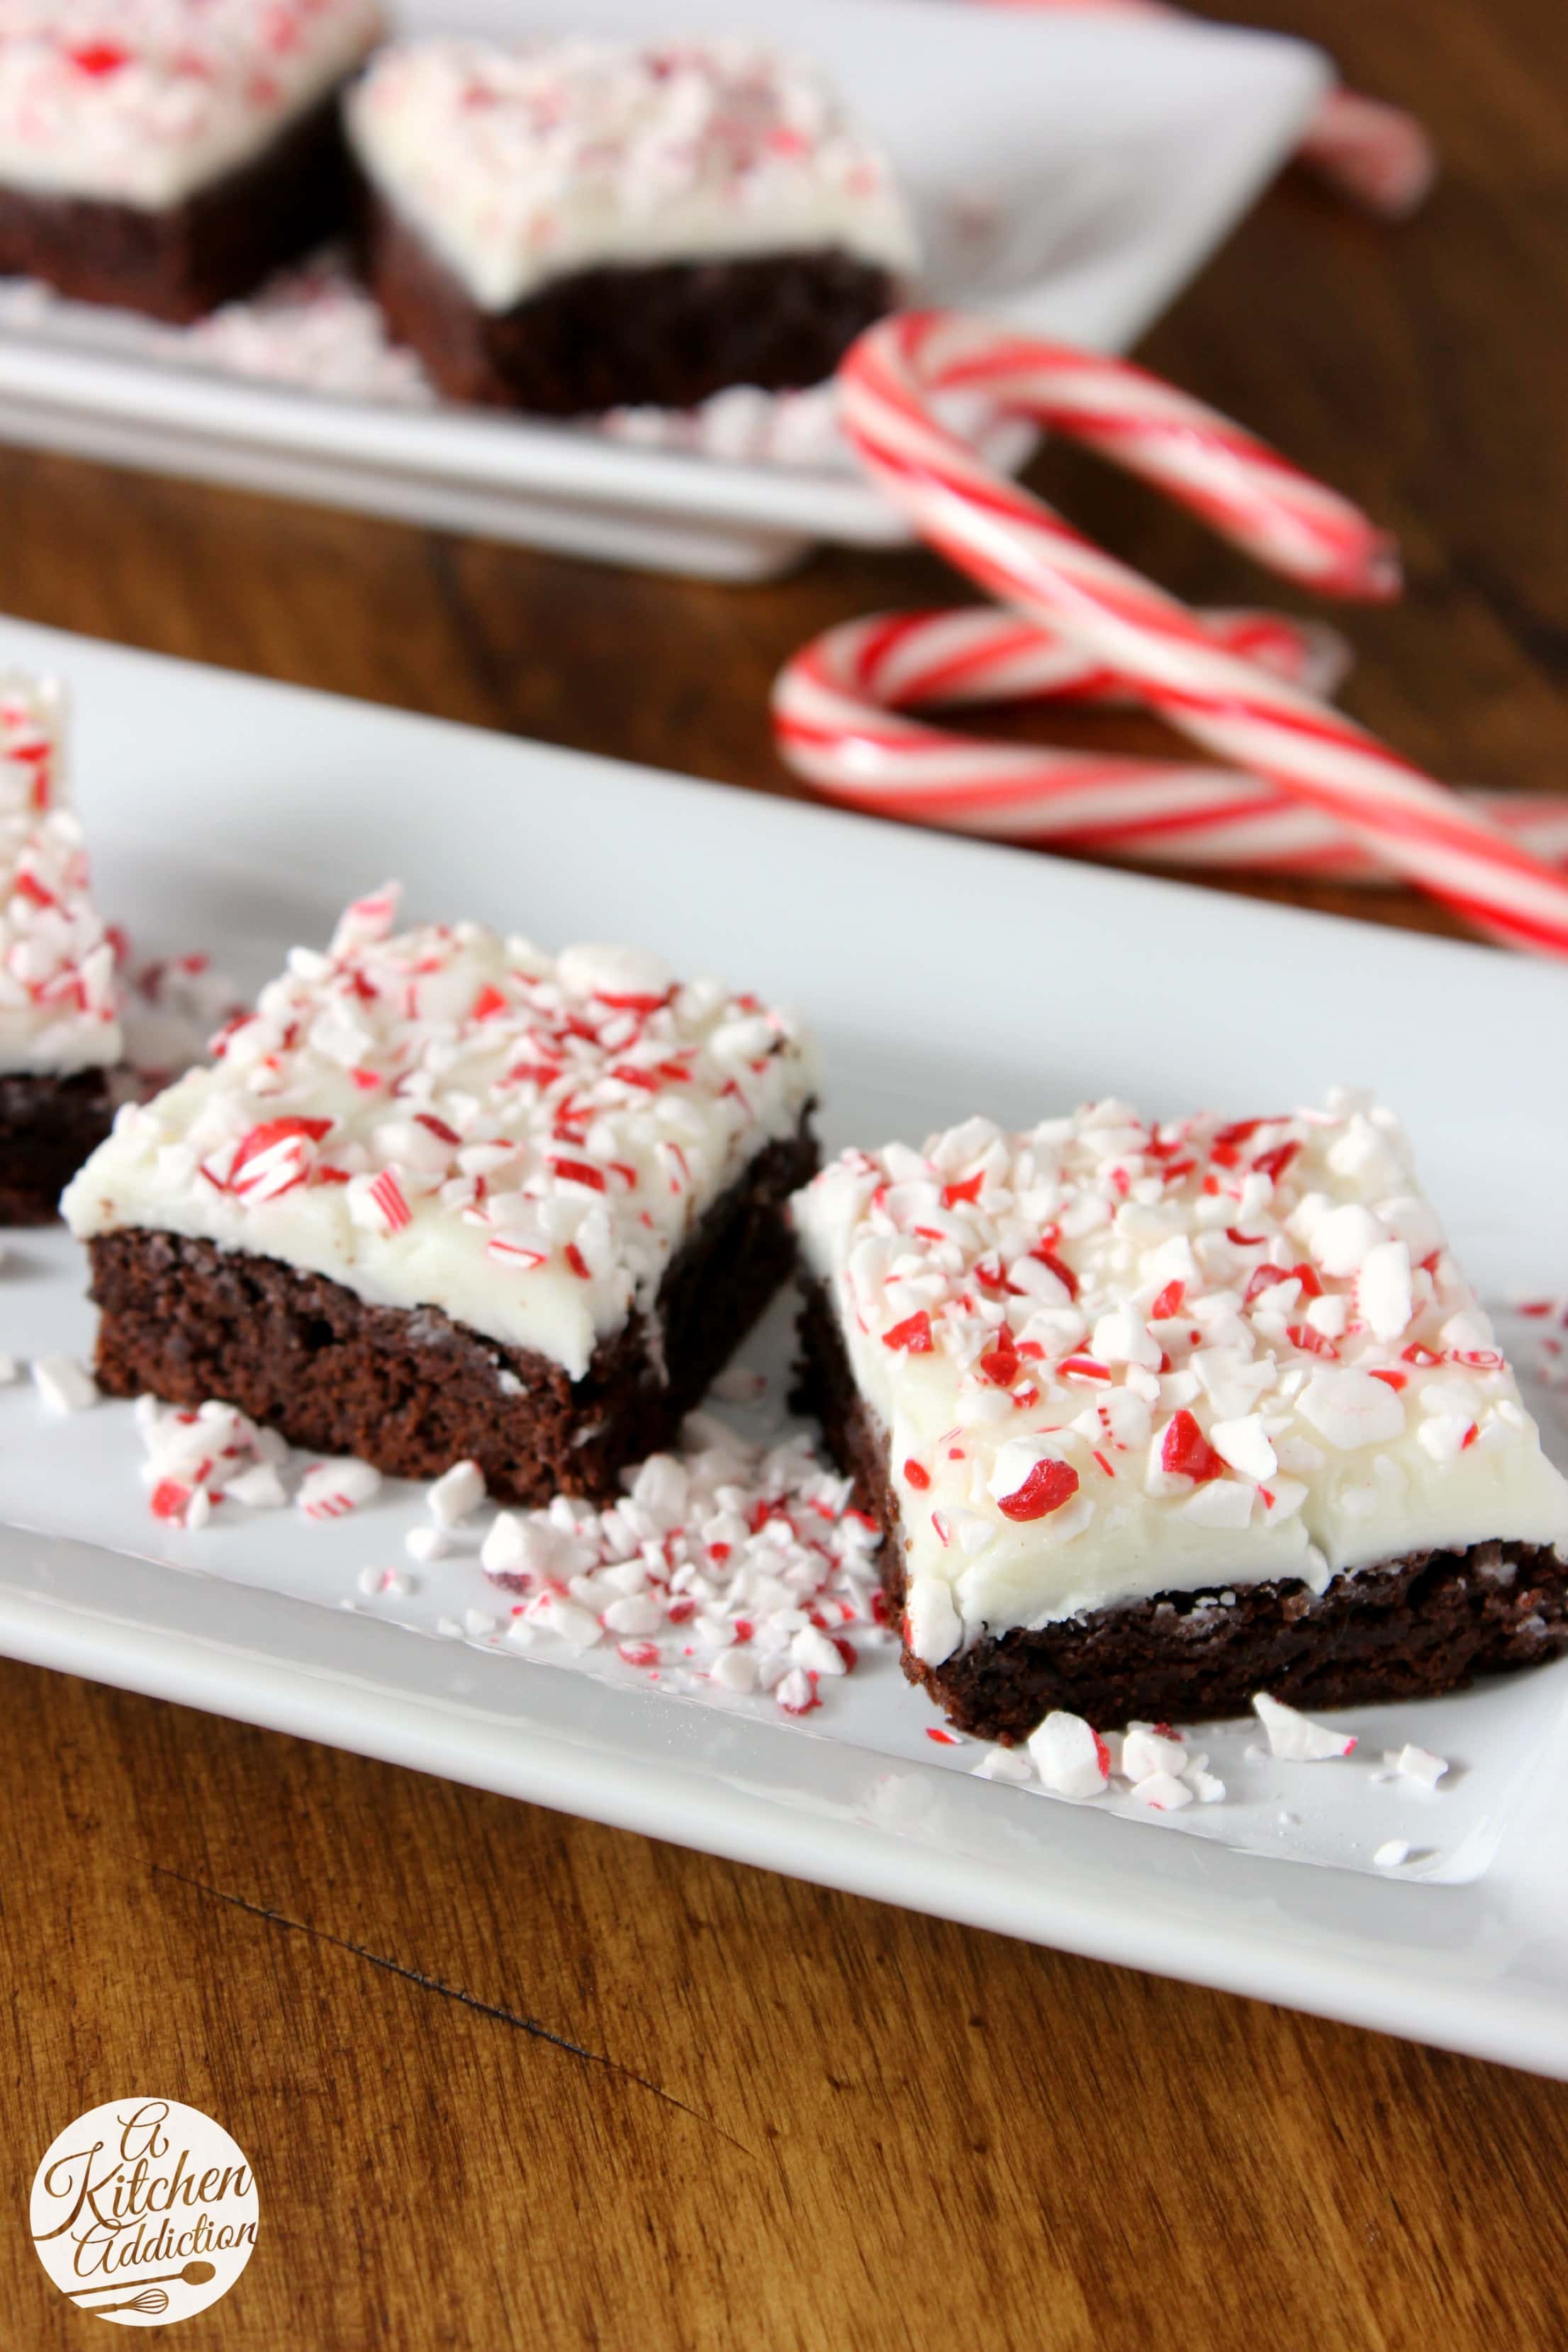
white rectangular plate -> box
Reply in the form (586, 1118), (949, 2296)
(4, 615), (1568, 2076)
(0, 0), (1328, 575)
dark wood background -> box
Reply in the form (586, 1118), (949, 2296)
(4, 1), (1568, 2343)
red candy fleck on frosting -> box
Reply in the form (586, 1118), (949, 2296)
(976, 1329), (1019, 1387)
(1031, 1244), (1078, 1298)
(1160, 1410), (1226, 1484)
(67, 42), (130, 77)
(367, 1167), (411, 1233)
(551, 1156), (606, 1191)
(593, 988), (673, 1015)
(996, 1456), (1080, 1521)
(229, 1115), (332, 1199)
(1252, 1140), (1301, 1184)
(883, 1310), (934, 1353)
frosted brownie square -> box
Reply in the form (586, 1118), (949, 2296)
(793, 1093), (1568, 1737)
(65, 890), (817, 1501)
(0, 673), (122, 1221)
(0, 1), (381, 321)
(345, 34), (917, 415)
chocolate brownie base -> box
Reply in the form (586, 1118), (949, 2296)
(357, 183), (899, 415)
(86, 1119), (818, 1503)
(0, 1064), (116, 1224)
(797, 1277), (1568, 1738)
(0, 91), (356, 324)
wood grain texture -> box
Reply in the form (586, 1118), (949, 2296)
(4, 1), (1568, 2343)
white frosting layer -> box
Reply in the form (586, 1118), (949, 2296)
(64, 887), (814, 1380)
(793, 1093), (1568, 1659)
(345, 34), (918, 314)
(0, 0), (381, 208)
(0, 673), (121, 1075)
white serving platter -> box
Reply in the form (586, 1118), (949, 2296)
(4, 616), (1568, 2076)
(0, 0), (1329, 576)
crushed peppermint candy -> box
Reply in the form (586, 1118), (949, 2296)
(478, 1412), (883, 1717)
(1, 672), (122, 1079)
(1128, 1769), (1192, 1813)
(346, 35), (917, 317)
(0, 2), (382, 211)
(793, 1090), (1568, 1659)
(1026, 1708), (1108, 1799)
(133, 1391), (288, 1527)
(62, 888), (815, 1383)
(182, 247), (435, 405)
(296, 1457), (382, 1521)
(1383, 1742), (1449, 1791)
(1373, 1839), (1412, 1869)
(1122, 1723), (1187, 1783)
(405, 1523), (452, 1564)
(974, 1709), (1226, 1808)
(31, 1352), (99, 1414)
(427, 1457), (486, 1527)
(1252, 1691), (1357, 1762)
(358, 1564), (413, 1599)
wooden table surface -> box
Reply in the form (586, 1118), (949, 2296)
(5, 3), (1568, 2344)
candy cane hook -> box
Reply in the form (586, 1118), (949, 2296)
(776, 313), (1568, 956)
(775, 603), (1568, 881)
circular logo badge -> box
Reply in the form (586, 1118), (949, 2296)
(30, 2098), (258, 2326)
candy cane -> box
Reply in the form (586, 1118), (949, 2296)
(780, 313), (1568, 956)
(1294, 88), (1436, 220)
(980, 0), (1436, 220)
(775, 603), (1568, 880)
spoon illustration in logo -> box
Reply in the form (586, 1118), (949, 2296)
(68, 2259), (217, 2305)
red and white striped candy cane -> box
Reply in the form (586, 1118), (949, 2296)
(777, 312), (1568, 956)
(980, 0), (1437, 220)
(775, 602), (1568, 880)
